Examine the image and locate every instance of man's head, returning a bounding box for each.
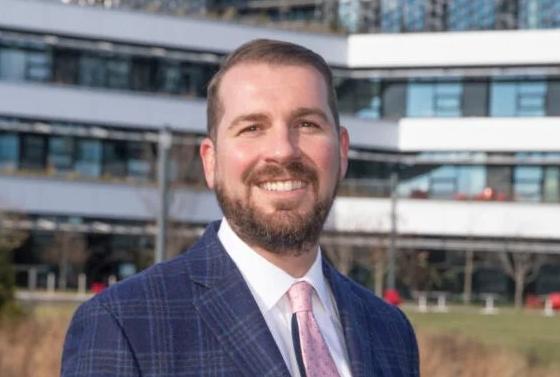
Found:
[200,39,349,256]
[206,39,340,141]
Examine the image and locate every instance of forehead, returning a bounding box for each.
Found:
[217,62,330,119]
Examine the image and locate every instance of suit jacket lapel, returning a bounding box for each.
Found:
[323,261,387,377]
[189,223,291,377]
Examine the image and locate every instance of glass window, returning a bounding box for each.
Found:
[519,0,560,29]
[514,165,543,202]
[76,139,102,177]
[0,47,26,80]
[518,81,547,116]
[447,0,495,31]
[407,81,462,117]
[20,134,46,170]
[26,48,51,82]
[127,141,153,179]
[456,166,486,197]
[336,78,381,119]
[429,166,457,198]
[0,132,19,170]
[180,63,211,97]
[103,140,127,177]
[130,57,156,92]
[381,0,425,32]
[156,61,182,94]
[48,136,74,173]
[53,49,80,84]
[79,54,107,88]
[490,79,547,117]
[106,57,130,89]
[543,166,560,203]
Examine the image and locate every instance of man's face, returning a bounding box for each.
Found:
[200,62,349,254]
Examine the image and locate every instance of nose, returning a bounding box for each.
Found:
[263,126,301,163]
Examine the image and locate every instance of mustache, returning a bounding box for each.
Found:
[243,160,318,186]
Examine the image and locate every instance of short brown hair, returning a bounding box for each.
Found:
[206,39,339,140]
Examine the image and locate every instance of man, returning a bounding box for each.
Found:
[62,39,419,377]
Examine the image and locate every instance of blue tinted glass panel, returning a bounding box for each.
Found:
[434,82,462,117]
[543,167,560,202]
[76,139,102,177]
[0,133,19,170]
[519,0,560,28]
[514,166,543,201]
[518,81,547,116]
[448,0,495,30]
[407,83,434,117]
[457,166,486,196]
[48,136,74,172]
[490,81,516,116]
[0,47,26,80]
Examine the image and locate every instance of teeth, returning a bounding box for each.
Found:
[260,180,304,192]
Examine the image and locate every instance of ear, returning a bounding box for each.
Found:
[200,137,216,189]
[338,126,349,180]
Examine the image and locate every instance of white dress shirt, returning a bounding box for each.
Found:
[218,218,352,377]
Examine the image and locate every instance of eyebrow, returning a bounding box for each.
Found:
[228,113,271,130]
[290,107,330,123]
[227,107,331,131]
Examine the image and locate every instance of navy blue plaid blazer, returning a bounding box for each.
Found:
[62,221,419,377]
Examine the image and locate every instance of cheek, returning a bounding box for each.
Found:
[216,145,255,182]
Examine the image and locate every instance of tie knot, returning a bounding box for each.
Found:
[288,281,313,313]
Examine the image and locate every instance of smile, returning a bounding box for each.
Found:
[258,180,306,192]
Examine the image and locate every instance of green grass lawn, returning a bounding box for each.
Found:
[404,305,560,368]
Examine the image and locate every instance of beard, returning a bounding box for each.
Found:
[215,160,338,256]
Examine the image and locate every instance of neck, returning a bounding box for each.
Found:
[251,244,319,278]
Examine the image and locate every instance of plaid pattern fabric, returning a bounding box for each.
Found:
[61,221,419,377]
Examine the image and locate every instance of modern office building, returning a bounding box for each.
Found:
[1,0,560,301]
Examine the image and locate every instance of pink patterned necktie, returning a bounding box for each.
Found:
[287,281,340,377]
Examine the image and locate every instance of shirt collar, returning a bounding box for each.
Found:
[218,217,332,313]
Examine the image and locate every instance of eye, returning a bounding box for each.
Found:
[237,124,261,135]
[297,120,320,130]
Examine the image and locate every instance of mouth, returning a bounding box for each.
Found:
[257,180,307,192]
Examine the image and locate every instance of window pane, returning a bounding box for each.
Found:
[156,62,182,94]
[106,57,130,89]
[76,139,102,177]
[543,167,560,202]
[490,81,516,116]
[53,49,80,84]
[26,48,51,82]
[79,55,107,88]
[48,136,74,172]
[127,141,152,179]
[514,166,543,202]
[517,81,547,116]
[103,140,127,177]
[20,134,46,170]
[0,133,19,170]
[407,82,434,117]
[448,0,495,30]
[130,57,155,92]
[0,47,26,80]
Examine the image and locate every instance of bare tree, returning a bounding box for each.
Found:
[44,232,89,291]
[398,250,442,293]
[498,250,545,309]
[370,245,386,297]
[0,213,28,312]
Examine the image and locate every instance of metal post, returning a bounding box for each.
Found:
[78,273,87,295]
[28,267,37,291]
[155,127,172,264]
[47,272,56,294]
[386,168,398,290]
